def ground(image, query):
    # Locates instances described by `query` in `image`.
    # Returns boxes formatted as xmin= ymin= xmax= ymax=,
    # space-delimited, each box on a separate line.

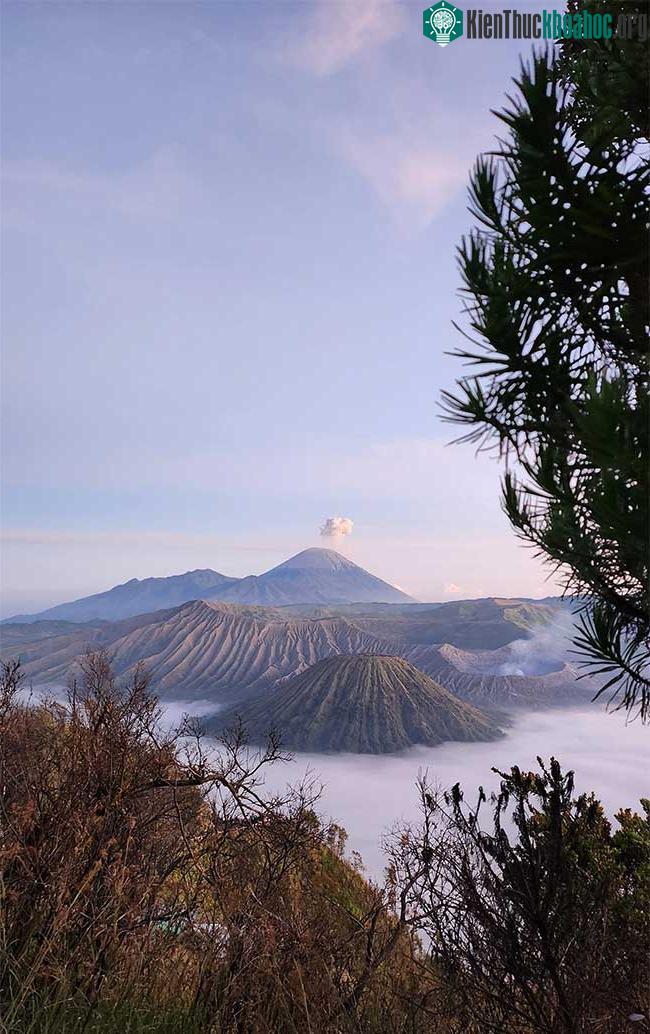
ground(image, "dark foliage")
xmin=391 ymin=759 xmax=650 ymax=1032
xmin=441 ymin=6 xmax=649 ymax=716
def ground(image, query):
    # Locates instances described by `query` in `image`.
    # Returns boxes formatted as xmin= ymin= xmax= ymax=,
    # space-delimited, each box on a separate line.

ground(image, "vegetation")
xmin=0 ymin=656 xmax=425 ymax=1034
xmin=3 ymin=10 xmax=647 ymax=1034
xmin=2 ymin=655 xmax=649 ymax=1033
xmin=442 ymin=6 xmax=649 ymax=717
xmin=390 ymin=758 xmax=650 ymax=1033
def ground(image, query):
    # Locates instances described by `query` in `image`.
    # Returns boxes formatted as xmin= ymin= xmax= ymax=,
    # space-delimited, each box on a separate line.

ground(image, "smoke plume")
xmin=320 ymin=516 xmax=354 ymax=540
xmin=496 ymin=609 xmax=578 ymax=676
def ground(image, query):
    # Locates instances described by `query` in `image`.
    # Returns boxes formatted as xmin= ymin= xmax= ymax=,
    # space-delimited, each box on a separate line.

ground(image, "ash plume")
xmin=320 ymin=516 xmax=354 ymax=541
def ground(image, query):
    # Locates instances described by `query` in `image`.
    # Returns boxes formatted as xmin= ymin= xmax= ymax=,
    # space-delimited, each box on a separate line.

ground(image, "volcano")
xmin=211 ymin=654 xmax=501 ymax=753
xmin=214 ymin=549 xmax=415 ymax=607
xmin=5 ymin=549 xmax=415 ymax=623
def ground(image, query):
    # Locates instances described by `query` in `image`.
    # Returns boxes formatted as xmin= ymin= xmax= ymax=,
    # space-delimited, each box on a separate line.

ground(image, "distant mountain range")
xmin=1 ymin=548 xmax=592 ymax=746
xmin=5 ymin=549 xmax=415 ymax=623
xmin=2 ymin=597 xmax=592 ymax=711
xmin=207 ymin=549 xmax=416 ymax=607
xmin=5 ymin=570 xmax=241 ymax=624
xmin=210 ymin=655 xmax=502 ymax=753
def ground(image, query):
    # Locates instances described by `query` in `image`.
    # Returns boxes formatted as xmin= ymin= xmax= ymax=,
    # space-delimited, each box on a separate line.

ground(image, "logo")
xmin=423 ymin=1 xmax=463 ymax=46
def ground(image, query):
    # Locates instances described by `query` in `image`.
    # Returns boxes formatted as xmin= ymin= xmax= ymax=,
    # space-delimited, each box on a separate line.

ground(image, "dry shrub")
xmin=4 ymin=654 xmax=644 ymax=1034
xmin=389 ymin=762 xmax=650 ymax=1033
xmin=0 ymin=654 xmax=432 ymax=1034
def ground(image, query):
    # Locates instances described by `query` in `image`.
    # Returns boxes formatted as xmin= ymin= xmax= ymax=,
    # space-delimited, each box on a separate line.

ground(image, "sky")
xmin=0 ymin=0 xmax=564 ymax=615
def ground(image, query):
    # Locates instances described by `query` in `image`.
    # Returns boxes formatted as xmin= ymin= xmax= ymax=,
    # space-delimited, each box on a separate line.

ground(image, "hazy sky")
xmin=1 ymin=0 xmax=562 ymax=614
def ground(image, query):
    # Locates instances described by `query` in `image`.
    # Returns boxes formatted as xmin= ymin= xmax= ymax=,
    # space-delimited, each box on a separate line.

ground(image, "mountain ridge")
xmin=2 ymin=598 xmax=594 ymax=710
xmin=4 ymin=570 xmax=239 ymax=624
xmin=4 ymin=549 xmax=415 ymax=623
xmin=214 ymin=548 xmax=415 ymax=608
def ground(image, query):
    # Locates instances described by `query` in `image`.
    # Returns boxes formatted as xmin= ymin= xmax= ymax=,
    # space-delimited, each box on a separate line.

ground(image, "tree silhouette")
xmin=443 ymin=16 xmax=649 ymax=716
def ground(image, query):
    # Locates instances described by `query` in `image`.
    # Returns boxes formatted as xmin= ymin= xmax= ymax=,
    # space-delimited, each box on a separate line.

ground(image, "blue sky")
xmin=1 ymin=0 xmax=562 ymax=613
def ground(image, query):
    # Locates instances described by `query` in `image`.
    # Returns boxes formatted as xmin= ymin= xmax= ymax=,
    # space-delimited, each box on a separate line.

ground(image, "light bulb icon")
xmin=430 ymin=6 xmax=456 ymax=45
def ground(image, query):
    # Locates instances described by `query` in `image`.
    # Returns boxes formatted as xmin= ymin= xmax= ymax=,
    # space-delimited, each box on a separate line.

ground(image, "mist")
xmin=32 ymin=689 xmax=649 ymax=883
xmin=242 ymin=705 xmax=648 ymax=879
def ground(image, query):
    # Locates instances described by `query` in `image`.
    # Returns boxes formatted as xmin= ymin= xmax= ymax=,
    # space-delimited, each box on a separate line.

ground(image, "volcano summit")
xmin=4 ymin=549 xmax=415 ymax=623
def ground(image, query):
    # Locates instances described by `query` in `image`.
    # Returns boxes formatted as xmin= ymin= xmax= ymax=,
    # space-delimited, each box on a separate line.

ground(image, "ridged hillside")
xmin=404 ymin=644 xmax=591 ymax=709
xmin=3 ymin=601 xmax=594 ymax=708
xmin=212 ymin=655 xmax=501 ymax=753
xmin=4 ymin=601 xmax=390 ymax=700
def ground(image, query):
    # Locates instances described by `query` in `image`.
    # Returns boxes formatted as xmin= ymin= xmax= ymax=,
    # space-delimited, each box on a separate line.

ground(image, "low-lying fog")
xmin=189 ymin=706 xmax=647 ymax=880
xmin=33 ymin=691 xmax=647 ymax=879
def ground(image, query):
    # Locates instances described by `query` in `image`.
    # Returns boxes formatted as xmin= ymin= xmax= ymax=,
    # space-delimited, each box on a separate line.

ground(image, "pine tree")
xmin=442 ymin=12 xmax=649 ymax=716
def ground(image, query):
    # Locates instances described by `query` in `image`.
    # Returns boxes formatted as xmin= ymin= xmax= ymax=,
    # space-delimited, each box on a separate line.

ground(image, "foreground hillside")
xmin=212 ymin=654 xmax=501 ymax=752
xmin=0 ymin=656 xmax=425 ymax=1034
